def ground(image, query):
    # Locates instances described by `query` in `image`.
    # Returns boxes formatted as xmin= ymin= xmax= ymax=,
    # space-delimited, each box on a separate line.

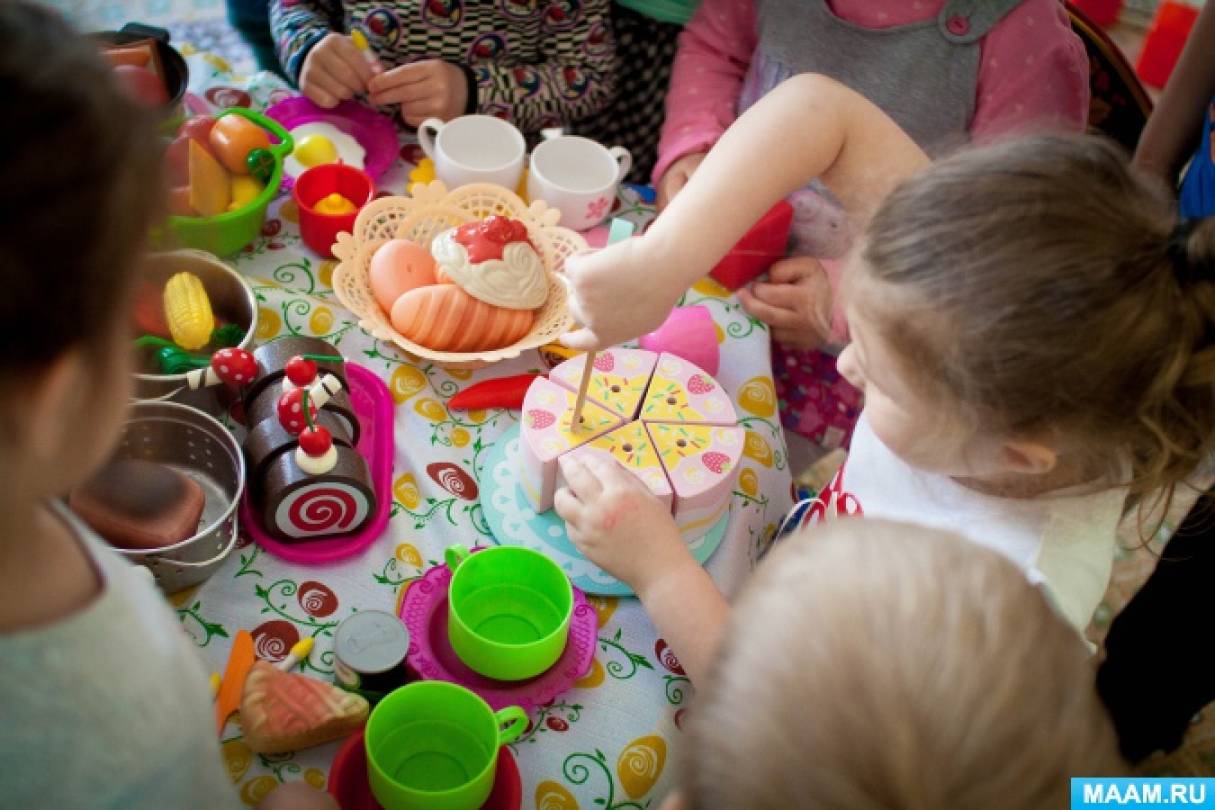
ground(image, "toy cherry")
xmin=293 ymin=389 xmax=338 ymax=474
xmin=285 ymin=355 xmax=318 ymax=387
xmin=186 ymin=347 xmax=259 ymax=390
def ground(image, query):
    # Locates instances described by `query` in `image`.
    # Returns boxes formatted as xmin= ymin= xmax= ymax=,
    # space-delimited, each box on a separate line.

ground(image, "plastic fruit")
xmin=113 ymin=63 xmax=168 ymax=106
xmin=164 ymin=135 xmax=192 ymax=187
xmin=294 ymin=134 xmax=338 ymax=168
xmin=179 ymin=115 xmax=217 ymax=145
xmin=188 ymin=139 xmax=231 ymax=217
xmin=209 ymin=115 xmax=271 ymax=175
xmin=229 ymin=175 xmax=263 ymax=212
xmin=246 ymin=148 xmax=275 ymax=184
xmin=168 ymin=185 xmax=195 ymax=217
xmin=298 ymin=425 xmax=333 ymax=457
xmin=285 ymin=355 xmax=318 ymax=386
xmin=369 ymin=239 xmax=438 ymax=312
xmin=210 ymin=348 xmax=259 ymax=386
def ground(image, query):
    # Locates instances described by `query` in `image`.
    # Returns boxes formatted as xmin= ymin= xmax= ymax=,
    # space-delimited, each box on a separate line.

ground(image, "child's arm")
xmin=968 ymin=0 xmax=1089 ymax=141
xmin=477 ymin=0 xmax=616 ymax=133
xmin=562 ymin=73 xmax=929 ymax=351
xmin=269 ymin=0 xmax=376 ymax=107
xmin=654 ymin=0 xmax=757 ymax=207
xmin=555 ymin=455 xmax=728 ymax=684
xmin=1134 ymin=2 xmax=1215 ymax=180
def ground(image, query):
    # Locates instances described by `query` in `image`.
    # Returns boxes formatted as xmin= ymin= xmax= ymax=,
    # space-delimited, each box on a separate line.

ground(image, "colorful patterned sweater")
xmin=269 ymin=0 xmax=616 ymax=133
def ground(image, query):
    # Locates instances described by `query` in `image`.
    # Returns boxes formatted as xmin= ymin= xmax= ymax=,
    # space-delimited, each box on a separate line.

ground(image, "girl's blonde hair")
xmin=681 ymin=520 xmax=1124 ymax=810
xmin=859 ymin=134 xmax=1215 ymax=512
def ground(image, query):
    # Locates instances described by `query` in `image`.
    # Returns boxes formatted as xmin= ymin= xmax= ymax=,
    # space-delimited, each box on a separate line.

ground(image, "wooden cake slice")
xmin=520 ymin=376 xmax=622 ymax=512
xmin=240 ymin=661 xmax=369 ymax=754
xmin=640 ymin=353 xmax=737 ymax=426
xmin=557 ymin=420 xmax=673 ymax=511
xmin=548 ymin=348 xmax=658 ymax=419
xmin=647 ymin=422 xmax=744 ymax=538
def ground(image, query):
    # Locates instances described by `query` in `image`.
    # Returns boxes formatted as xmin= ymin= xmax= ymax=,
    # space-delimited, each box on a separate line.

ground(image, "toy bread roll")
xmin=240 ymin=661 xmax=369 ymax=754
xmin=390 ymin=283 xmax=534 ymax=352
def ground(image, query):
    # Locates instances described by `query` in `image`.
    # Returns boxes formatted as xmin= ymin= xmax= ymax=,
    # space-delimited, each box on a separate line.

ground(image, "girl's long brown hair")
xmin=860 ymin=134 xmax=1215 ymax=522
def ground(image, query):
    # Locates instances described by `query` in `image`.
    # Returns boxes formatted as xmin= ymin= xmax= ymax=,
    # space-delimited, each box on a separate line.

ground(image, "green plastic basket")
xmin=166 ymin=108 xmax=293 ymax=257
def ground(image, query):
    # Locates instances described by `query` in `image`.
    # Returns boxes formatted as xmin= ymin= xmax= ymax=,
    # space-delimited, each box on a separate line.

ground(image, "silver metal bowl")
xmin=110 ymin=400 xmax=246 ymax=594
xmin=134 ymin=249 xmax=258 ymax=414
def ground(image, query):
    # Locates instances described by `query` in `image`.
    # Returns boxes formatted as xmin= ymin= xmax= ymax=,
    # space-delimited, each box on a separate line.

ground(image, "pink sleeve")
xmin=653 ymin=0 xmax=758 ymax=184
xmin=970 ymin=0 xmax=1090 ymax=141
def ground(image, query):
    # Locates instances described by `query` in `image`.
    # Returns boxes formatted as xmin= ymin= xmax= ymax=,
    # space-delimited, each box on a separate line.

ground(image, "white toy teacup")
xmin=527 ymin=136 xmax=631 ymax=231
xmin=418 ymin=115 xmax=526 ymax=190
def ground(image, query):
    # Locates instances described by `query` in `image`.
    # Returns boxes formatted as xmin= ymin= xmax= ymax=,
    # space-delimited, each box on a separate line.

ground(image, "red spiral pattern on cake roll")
xmin=280 ymin=485 xmax=369 ymax=537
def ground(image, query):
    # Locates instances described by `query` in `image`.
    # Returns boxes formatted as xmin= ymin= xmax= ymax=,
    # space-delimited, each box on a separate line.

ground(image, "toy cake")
xmin=522 ymin=349 xmax=743 ymax=540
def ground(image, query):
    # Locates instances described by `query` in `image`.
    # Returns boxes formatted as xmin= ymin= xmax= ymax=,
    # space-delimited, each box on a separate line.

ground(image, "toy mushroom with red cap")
xmin=186 ymin=347 xmax=259 ymax=390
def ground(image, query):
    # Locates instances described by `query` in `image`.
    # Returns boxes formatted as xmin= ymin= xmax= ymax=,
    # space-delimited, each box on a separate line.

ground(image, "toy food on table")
xmin=371 ymin=216 xmax=546 ymax=352
xmin=390 ymin=284 xmax=534 ymax=352
xmin=68 ymin=458 xmax=205 ymax=550
xmin=164 ymin=271 xmax=216 ymax=350
xmin=187 ymin=141 xmax=231 ymax=218
xmin=523 ymin=349 xmax=742 ymax=540
xmin=314 ymin=192 xmax=357 ymax=215
xmin=282 ymin=122 xmax=366 ymax=178
xmin=238 ymin=337 xmax=375 ymax=542
xmin=369 ymin=239 xmax=437 ymax=311
xmin=209 ymin=114 xmax=272 ymax=175
xmin=216 ymin=630 xmax=256 ymax=734
xmin=103 ymin=39 xmax=167 ymax=107
xmin=164 ymin=114 xmax=269 ymax=218
xmin=447 ymin=373 xmax=543 ymax=411
xmin=240 ymin=661 xmax=369 ymax=754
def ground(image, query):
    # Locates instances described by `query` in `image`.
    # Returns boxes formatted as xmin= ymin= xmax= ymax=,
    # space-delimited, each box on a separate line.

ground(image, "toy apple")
xmin=285 ymin=355 xmax=318 ymax=387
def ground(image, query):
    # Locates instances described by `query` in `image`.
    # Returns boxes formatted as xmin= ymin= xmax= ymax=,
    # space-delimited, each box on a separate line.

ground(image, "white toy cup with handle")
xmin=527 ymin=136 xmax=632 ymax=231
xmin=417 ymin=115 xmax=526 ymax=190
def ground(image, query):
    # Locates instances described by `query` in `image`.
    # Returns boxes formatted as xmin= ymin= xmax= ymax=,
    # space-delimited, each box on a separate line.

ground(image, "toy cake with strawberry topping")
xmin=521 ymin=348 xmax=742 ymax=541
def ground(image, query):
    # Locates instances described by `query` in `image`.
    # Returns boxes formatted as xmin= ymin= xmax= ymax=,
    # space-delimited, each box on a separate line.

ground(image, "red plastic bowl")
xmin=294 ymin=163 xmax=375 ymax=258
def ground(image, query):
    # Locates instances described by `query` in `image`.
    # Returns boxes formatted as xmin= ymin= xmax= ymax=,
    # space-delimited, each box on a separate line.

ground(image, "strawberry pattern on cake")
xmin=521 ymin=348 xmax=743 ymax=540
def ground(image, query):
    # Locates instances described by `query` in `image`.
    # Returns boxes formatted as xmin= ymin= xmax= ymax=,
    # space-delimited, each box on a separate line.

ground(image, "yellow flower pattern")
xmin=390 ymin=364 xmax=427 ymax=403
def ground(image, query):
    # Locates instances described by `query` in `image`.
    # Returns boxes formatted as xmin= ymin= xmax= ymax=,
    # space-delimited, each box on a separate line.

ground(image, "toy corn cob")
xmin=164 ymin=272 xmax=215 ymax=350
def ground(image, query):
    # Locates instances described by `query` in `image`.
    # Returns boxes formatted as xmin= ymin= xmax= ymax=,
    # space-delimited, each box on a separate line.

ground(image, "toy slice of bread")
xmin=240 ymin=661 xmax=369 ymax=754
xmin=188 ymin=139 xmax=231 ymax=217
xmin=69 ymin=459 xmax=205 ymax=550
xmin=390 ymin=284 xmax=534 ymax=352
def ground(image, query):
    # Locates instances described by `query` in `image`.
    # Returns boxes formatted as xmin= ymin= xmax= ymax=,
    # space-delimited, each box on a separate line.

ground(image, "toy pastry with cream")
xmin=369 ymin=216 xmax=545 ymax=352
xmin=521 ymin=348 xmax=743 ymax=540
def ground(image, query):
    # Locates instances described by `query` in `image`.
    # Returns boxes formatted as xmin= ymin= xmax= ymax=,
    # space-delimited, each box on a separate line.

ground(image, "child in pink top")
xmin=655 ymin=0 xmax=1090 ymax=451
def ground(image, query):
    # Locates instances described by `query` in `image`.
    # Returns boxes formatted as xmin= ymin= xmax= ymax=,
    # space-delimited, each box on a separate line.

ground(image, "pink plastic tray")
xmin=399 ymin=552 xmax=597 ymax=714
xmin=264 ymin=97 xmax=399 ymax=182
xmin=240 ymin=363 xmax=393 ymax=564
xmin=328 ymin=730 xmax=522 ymax=810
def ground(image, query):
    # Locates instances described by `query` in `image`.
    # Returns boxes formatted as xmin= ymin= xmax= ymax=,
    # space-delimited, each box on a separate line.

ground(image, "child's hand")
xmin=561 ymin=237 xmax=686 ymax=350
xmin=368 ymin=60 xmax=468 ymax=127
xmin=299 ymin=33 xmax=377 ymax=109
xmin=656 ymin=151 xmax=706 ymax=211
xmin=737 ymin=256 xmax=834 ymax=349
xmin=555 ymin=455 xmax=693 ymax=595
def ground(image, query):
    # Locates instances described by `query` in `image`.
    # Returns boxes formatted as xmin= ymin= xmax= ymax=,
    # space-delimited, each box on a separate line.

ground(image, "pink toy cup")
xmin=294 ymin=163 xmax=375 ymax=258
xmin=639 ymin=306 xmax=719 ymax=376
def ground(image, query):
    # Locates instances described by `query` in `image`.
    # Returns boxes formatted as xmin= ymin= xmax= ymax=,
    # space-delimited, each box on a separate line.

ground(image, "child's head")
xmin=0 ymin=2 xmax=162 ymax=496
xmin=673 ymin=520 xmax=1123 ymax=810
xmin=838 ymin=134 xmax=1215 ymax=503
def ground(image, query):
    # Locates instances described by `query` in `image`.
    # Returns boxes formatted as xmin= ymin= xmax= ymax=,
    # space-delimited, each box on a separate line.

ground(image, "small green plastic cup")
xmin=445 ymin=544 xmax=573 ymax=681
xmin=366 ymin=682 xmax=527 ymax=810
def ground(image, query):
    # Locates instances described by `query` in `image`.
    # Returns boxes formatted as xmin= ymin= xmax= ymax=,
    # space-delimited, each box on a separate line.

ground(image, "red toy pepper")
xmin=708 ymin=200 xmax=794 ymax=291
xmin=448 ymin=374 xmax=543 ymax=411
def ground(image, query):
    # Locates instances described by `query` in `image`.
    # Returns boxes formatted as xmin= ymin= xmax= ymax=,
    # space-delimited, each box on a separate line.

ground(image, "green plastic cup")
xmin=366 ymin=682 xmax=527 ymax=810
xmin=445 ymin=544 xmax=573 ymax=681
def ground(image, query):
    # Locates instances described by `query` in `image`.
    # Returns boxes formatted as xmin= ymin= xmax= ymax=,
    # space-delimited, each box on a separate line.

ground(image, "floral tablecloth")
xmin=174 ymin=54 xmax=793 ymax=807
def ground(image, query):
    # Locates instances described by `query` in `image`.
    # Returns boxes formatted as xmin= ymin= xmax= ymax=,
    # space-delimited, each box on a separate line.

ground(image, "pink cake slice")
xmin=557 ymin=420 xmax=673 ymax=511
xmin=640 ymin=353 xmax=737 ymax=426
xmin=646 ymin=422 xmax=744 ymax=537
xmin=520 ymin=376 xmax=622 ymax=512
xmin=548 ymin=348 xmax=658 ymax=419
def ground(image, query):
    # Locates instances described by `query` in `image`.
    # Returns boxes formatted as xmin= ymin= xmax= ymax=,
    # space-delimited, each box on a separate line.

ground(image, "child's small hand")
xmin=657 ymin=151 xmax=706 ymax=211
xmin=368 ymin=60 xmax=468 ymax=127
xmin=561 ymin=237 xmax=685 ymax=350
xmin=299 ymin=33 xmax=377 ymax=109
xmin=737 ymin=256 xmax=834 ymax=349
xmin=555 ymin=455 xmax=692 ymax=595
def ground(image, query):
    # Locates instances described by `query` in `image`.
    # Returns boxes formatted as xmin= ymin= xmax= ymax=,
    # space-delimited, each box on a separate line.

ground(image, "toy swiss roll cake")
xmin=523 ymin=349 xmax=743 ymax=541
xmin=369 ymin=216 xmax=545 ymax=352
xmin=238 ymin=337 xmax=375 ymax=542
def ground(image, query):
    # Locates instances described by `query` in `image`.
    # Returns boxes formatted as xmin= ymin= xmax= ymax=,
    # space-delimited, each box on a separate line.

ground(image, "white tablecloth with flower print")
xmin=174 ymin=51 xmax=793 ymax=808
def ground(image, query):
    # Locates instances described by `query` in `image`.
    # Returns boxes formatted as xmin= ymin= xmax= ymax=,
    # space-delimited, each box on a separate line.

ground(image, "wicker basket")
xmin=332 ymin=181 xmax=585 ymax=368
